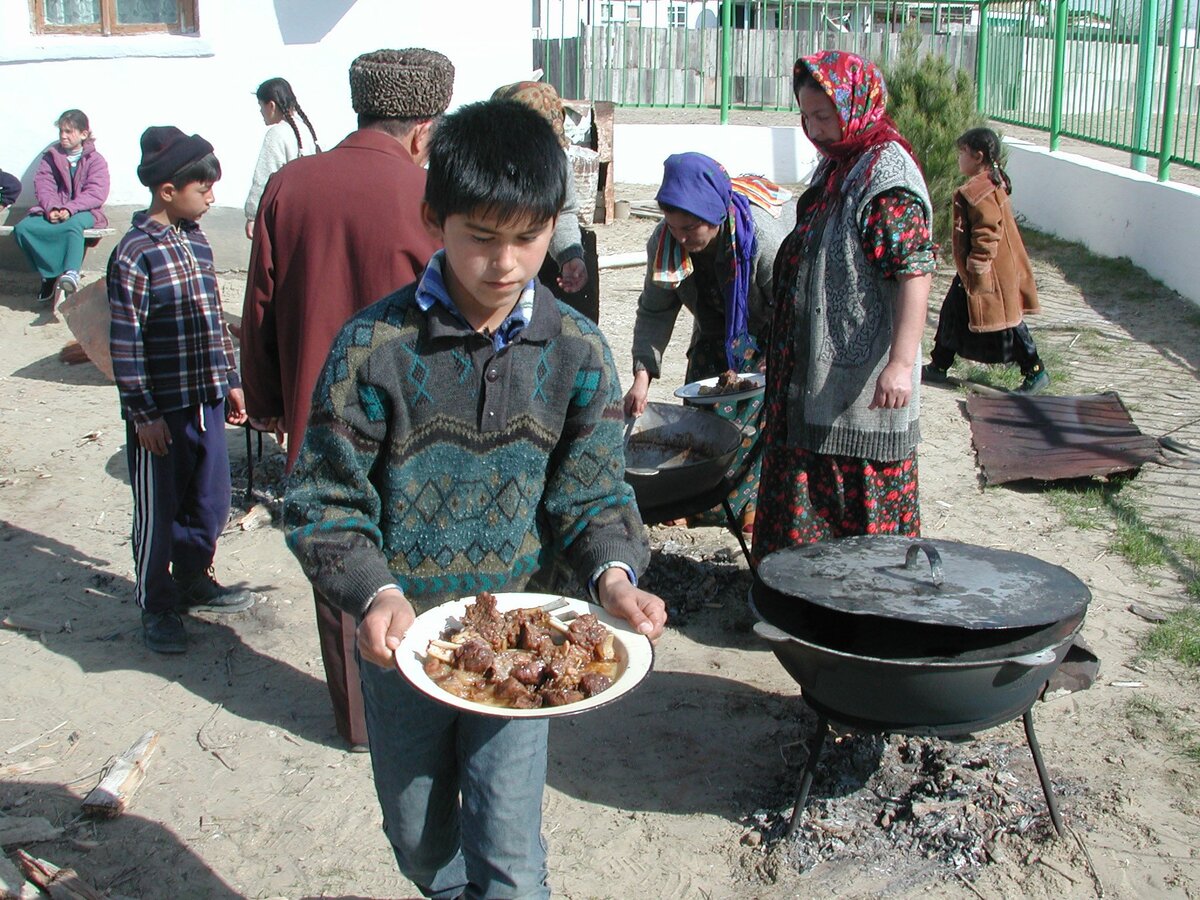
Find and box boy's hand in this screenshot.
[136,419,172,456]
[597,568,667,641]
[225,388,248,425]
[557,258,588,293]
[358,589,416,668]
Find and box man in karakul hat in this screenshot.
[240,47,454,751]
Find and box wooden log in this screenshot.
[13,851,105,900]
[81,731,159,819]
[0,758,56,778]
[0,816,63,848]
[0,848,29,899]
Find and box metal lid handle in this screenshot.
[904,542,944,587]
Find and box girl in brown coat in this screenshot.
[923,128,1049,394]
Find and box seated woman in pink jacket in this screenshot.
[14,109,110,302]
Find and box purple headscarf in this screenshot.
[656,152,758,370]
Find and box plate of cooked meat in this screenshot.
[674,371,766,405]
[396,591,655,718]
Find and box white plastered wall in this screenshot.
[1004,141,1200,308]
[614,123,820,185]
[0,0,534,208]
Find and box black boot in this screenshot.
[37,278,57,303]
[142,609,188,654]
[174,568,255,613]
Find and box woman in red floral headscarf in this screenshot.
[752,50,935,562]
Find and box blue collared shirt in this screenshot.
[414,250,536,352]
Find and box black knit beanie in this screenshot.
[349,48,455,119]
[137,126,214,187]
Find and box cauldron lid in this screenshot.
[756,536,1091,630]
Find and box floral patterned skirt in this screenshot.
[751,447,921,563]
[751,282,920,563]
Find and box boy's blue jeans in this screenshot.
[359,656,551,900]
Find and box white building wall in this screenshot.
[0,0,533,209]
[614,123,820,185]
[1005,141,1200,309]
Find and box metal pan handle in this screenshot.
[752,621,796,644]
[904,542,945,587]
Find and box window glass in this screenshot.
[44,0,102,25]
[116,0,179,24]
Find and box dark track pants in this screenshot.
[126,400,231,614]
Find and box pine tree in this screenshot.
[883,26,986,245]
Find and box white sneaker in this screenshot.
[58,271,79,295]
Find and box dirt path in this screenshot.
[0,201,1197,899]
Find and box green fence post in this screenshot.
[1158,0,1186,182]
[1132,0,1161,173]
[976,0,990,114]
[721,0,732,124]
[1049,0,1067,151]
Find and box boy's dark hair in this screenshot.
[424,99,566,227]
[169,152,222,190]
[957,126,1012,194]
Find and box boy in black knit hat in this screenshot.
[107,126,255,655]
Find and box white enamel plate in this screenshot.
[674,372,766,405]
[396,592,655,718]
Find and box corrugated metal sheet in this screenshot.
[965,392,1165,485]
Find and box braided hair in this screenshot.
[255,77,320,153]
[957,127,1012,194]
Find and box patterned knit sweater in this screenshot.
[284,281,649,617]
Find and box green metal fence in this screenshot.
[534,0,1200,180]
[977,0,1199,179]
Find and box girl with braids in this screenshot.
[752,51,934,562]
[244,77,320,239]
[923,127,1048,394]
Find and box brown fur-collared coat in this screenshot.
[952,170,1039,332]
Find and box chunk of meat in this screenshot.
[493,676,541,709]
[454,638,494,674]
[578,672,613,697]
[568,614,612,659]
[542,688,586,706]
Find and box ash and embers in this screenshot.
[747,730,1080,879]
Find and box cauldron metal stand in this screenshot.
[784,699,1065,840]
[637,476,753,565]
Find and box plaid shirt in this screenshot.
[107,212,239,426]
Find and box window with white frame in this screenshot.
[30,0,198,35]
[668,3,688,27]
[626,2,642,24]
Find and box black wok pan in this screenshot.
[623,401,743,512]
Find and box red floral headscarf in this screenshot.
[795,50,919,197]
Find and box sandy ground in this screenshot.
[1,197,1198,900]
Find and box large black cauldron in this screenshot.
[751,536,1092,837]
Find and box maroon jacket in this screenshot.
[30,139,110,228]
[240,128,440,471]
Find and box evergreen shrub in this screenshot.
[883,26,987,245]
